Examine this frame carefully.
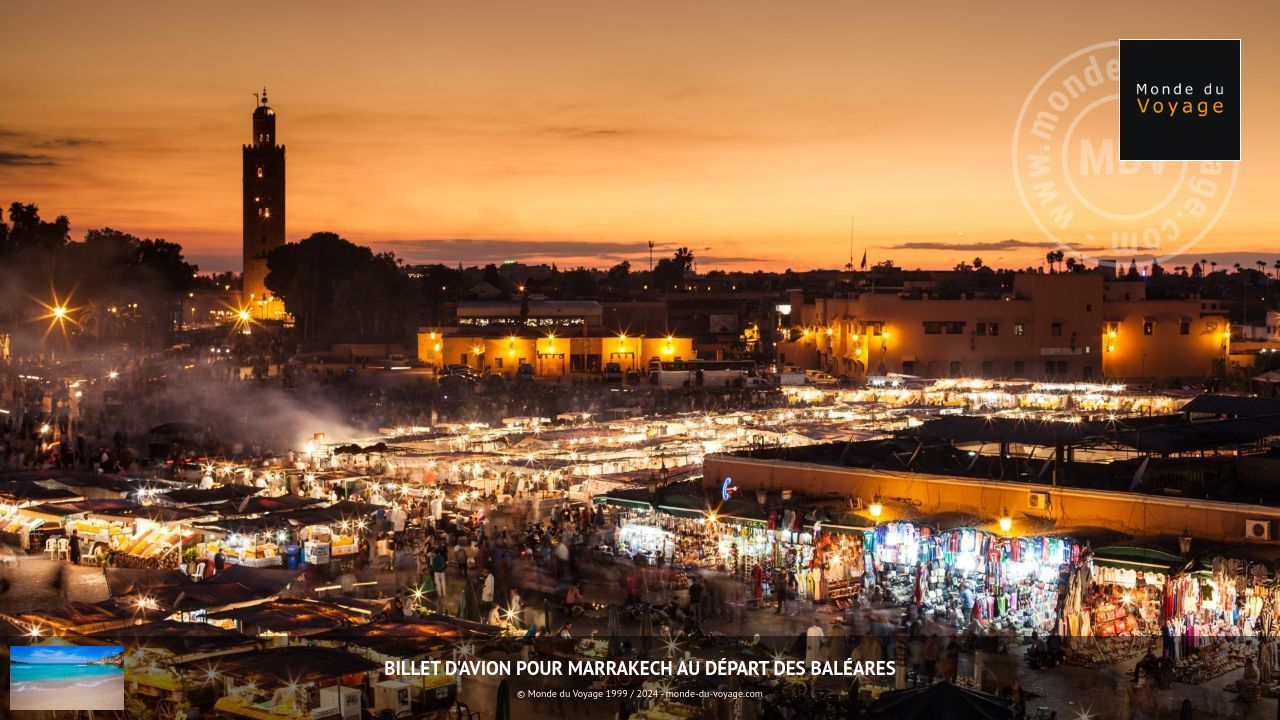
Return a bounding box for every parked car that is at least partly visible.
[444,364,481,380]
[516,363,535,382]
[603,362,623,383]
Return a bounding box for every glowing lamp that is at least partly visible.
[998,508,1012,533]
[868,494,883,519]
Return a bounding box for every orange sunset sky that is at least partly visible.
[1,1,1276,273]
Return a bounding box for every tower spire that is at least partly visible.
[261,86,269,106]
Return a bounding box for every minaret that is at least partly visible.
[242,87,286,316]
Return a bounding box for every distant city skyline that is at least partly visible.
[2,1,1278,273]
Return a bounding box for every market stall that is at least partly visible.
[313,614,505,715]
[863,522,1075,637]
[180,646,378,720]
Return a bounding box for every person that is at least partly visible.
[67,530,81,565]
[774,567,787,615]
[687,575,704,623]
[923,634,940,685]
[806,620,826,664]
[942,639,960,683]
[375,534,391,570]
[432,548,449,600]
[382,596,404,622]
[565,581,585,614]
[213,548,226,574]
[481,569,495,612]
[958,584,974,626]
[1133,647,1158,683]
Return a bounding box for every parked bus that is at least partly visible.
[648,359,763,388]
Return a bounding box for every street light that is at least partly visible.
[999,508,1013,533]
[868,493,883,519]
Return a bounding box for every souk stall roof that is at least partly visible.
[285,500,384,525]
[156,485,258,506]
[909,415,1108,447]
[868,681,1013,720]
[205,598,367,634]
[0,481,82,504]
[312,614,503,657]
[90,620,253,654]
[1180,394,1280,418]
[1088,546,1184,573]
[206,494,323,516]
[106,565,303,614]
[656,494,767,523]
[3,601,135,635]
[175,646,379,685]
[1,470,136,494]
[105,568,192,598]
[193,515,288,535]
[1110,414,1280,454]
[21,498,140,521]
[88,504,212,523]
[331,442,388,455]
[593,490,653,511]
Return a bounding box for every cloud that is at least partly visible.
[541,125,631,140]
[34,137,103,149]
[886,238,1055,252]
[0,151,56,166]
[369,238,763,267]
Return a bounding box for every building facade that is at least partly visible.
[418,300,694,376]
[778,273,1229,381]
[241,88,287,319]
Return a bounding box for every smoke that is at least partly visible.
[91,357,372,457]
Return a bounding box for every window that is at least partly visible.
[1085,304,1092,312]
[981,360,994,375]
[494,358,504,369]
[460,353,469,364]
[975,322,999,336]
[1082,365,1094,380]
[1013,360,1025,376]
[924,321,966,334]
[949,361,961,376]
[1014,323,1025,336]
[902,361,916,375]
[1143,321,1154,336]
[256,166,264,178]
[1179,319,1190,335]
[1051,322,1063,337]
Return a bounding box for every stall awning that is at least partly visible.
[175,646,379,685]
[1090,546,1183,573]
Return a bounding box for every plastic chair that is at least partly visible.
[192,563,206,580]
[55,537,69,560]
[44,537,58,559]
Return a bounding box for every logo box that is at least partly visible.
[1119,39,1241,161]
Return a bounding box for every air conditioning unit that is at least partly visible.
[373,681,411,716]
[1245,519,1271,540]
[1027,492,1050,511]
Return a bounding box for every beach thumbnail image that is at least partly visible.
[9,644,125,711]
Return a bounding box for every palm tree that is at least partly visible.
[1256,260,1267,274]
[1273,260,1280,280]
